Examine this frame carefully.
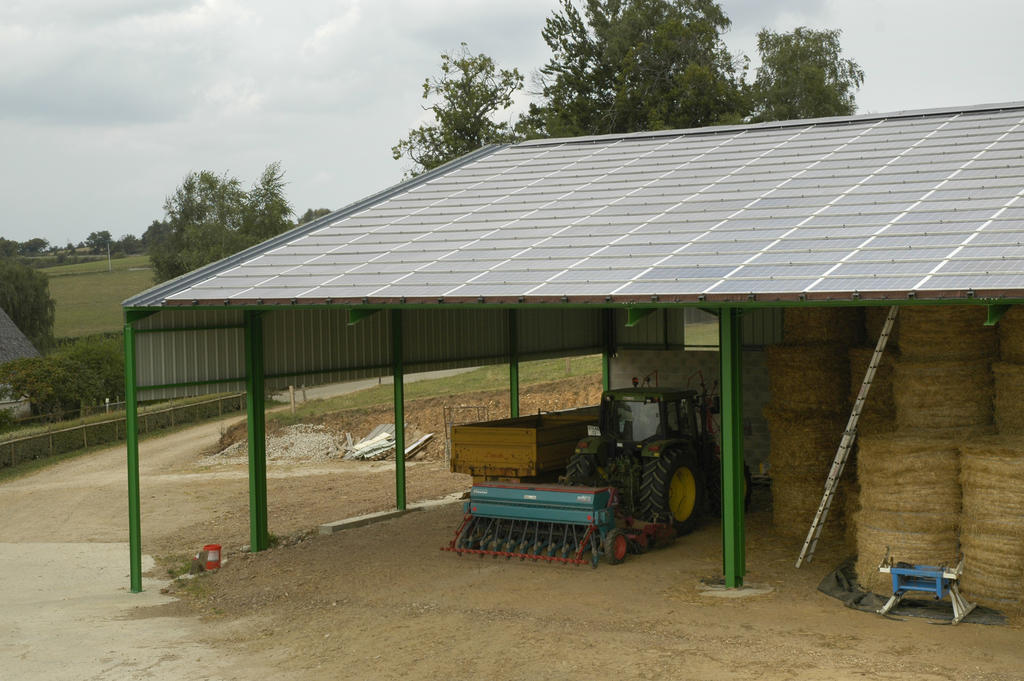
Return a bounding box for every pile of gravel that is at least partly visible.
[203,424,343,465]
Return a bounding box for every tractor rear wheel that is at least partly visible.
[640,450,705,535]
[565,453,598,485]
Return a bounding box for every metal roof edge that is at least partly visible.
[515,100,1024,148]
[122,144,508,308]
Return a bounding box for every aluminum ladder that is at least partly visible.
[795,305,899,568]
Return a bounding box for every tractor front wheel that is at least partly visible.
[603,529,628,565]
[640,451,705,535]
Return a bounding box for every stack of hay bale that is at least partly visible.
[854,306,997,591]
[960,439,1024,613]
[764,308,861,547]
[957,306,1024,612]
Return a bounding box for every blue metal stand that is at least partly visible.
[877,554,976,624]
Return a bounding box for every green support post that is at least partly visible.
[719,308,746,588]
[602,308,615,391]
[508,310,519,418]
[244,311,270,552]
[392,310,406,511]
[124,321,142,593]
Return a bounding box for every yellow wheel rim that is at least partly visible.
[668,466,697,522]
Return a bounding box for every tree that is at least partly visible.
[0,355,73,417]
[141,220,171,252]
[0,238,17,258]
[242,162,294,242]
[18,238,49,256]
[116,234,143,255]
[393,44,524,176]
[297,208,332,225]
[85,230,112,255]
[531,0,745,137]
[0,335,123,417]
[748,27,864,123]
[0,258,55,351]
[150,164,294,283]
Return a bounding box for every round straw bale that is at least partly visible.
[855,411,897,437]
[857,436,960,514]
[898,306,998,361]
[763,406,844,468]
[864,306,900,350]
[848,346,896,415]
[854,510,960,593]
[993,362,1024,435]
[843,479,861,555]
[960,532,1023,610]
[772,475,851,541]
[959,438,1024,608]
[998,305,1024,362]
[893,359,993,430]
[783,307,864,344]
[765,344,850,412]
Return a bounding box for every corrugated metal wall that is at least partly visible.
[132,305,779,400]
[614,308,782,349]
[135,310,245,400]
[134,306,607,400]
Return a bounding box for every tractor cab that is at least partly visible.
[598,388,700,451]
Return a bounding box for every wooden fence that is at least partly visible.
[0,393,246,467]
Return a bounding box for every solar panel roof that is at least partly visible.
[127,102,1024,307]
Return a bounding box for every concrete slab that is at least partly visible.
[318,507,422,535]
[698,580,774,598]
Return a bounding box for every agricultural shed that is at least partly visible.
[123,102,1024,594]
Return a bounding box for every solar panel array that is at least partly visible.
[161,105,1024,305]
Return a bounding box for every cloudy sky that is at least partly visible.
[2,0,1023,246]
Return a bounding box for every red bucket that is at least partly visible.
[203,544,222,570]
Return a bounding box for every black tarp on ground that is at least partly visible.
[817,561,1006,625]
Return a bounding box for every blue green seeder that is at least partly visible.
[443,483,617,566]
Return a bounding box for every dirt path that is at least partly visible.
[2,373,1021,681]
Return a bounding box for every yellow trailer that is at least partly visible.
[451,407,599,482]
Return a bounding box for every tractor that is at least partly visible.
[564,385,722,538]
[443,380,747,566]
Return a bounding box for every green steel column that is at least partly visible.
[508,309,519,418]
[392,309,406,511]
[719,307,746,587]
[124,321,142,593]
[244,311,269,552]
[602,308,614,391]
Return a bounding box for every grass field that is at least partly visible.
[276,354,603,426]
[45,255,155,338]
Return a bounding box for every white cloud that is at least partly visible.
[2,0,1024,245]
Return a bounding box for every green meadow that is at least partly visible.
[44,255,155,338]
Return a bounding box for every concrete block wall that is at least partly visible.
[609,348,771,472]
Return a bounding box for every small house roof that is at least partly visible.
[0,307,40,364]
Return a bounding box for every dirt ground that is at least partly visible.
[1,374,1022,681]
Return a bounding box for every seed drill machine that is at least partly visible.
[444,383,745,566]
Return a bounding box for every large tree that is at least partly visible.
[392,43,524,176]
[297,208,332,225]
[0,258,55,351]
[85,230,112,255]
[150,163,294,283]
[748,27,864,123]
[531,0,745,137]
